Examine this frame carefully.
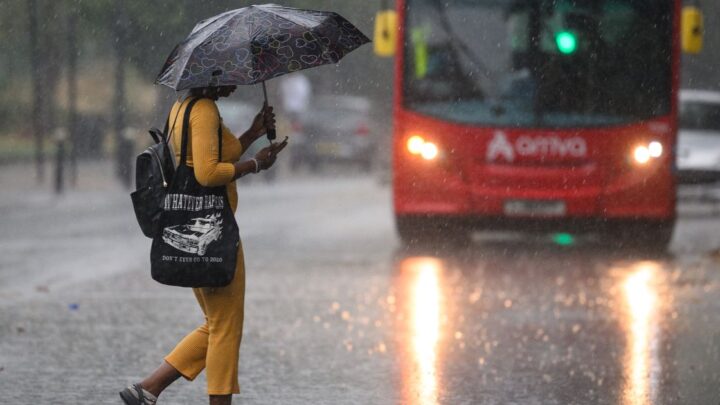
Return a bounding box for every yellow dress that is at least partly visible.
[164,97,246,395]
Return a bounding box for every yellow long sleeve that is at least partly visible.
[189,99,236,187]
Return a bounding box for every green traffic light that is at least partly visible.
[556,31,578,55]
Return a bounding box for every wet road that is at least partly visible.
[1,167,720,404]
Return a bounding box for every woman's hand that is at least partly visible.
[248,103,276,141]
[254,137,289,171]
[232,138,288,179]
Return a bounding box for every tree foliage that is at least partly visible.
[0,0,385,132]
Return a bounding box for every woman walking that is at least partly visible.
[120,84,286,405]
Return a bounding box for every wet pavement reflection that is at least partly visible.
[388,242,699,404]
[398,257,443,405]
[621,262,663,405]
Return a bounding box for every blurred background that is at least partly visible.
[0,0,396,189]
[1,0,719,189]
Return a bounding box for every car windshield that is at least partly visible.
[402,0,672,128]
[680,100,720,132]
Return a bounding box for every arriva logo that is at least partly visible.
[486,131,587,162]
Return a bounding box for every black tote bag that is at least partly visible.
[150,98,239,288]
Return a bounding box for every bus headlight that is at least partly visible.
[648,141,663,158]
[407,135,425,155]
[407,135,440,161]
[420,142,439,160]
[634,146,651,164]
[633,141,663,165]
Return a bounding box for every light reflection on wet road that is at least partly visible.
[622,263,661,405]
[399,257,442,405]
[385,243,718,405]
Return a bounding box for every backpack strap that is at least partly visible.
[161,116,169,142]
[148,128,162,144]
[217,116,222,160]
[147,114,170,144]
[180,97,202,166]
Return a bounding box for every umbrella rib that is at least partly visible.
[249,8,260,80]
[310,20,341,62]
[253,5,325,28]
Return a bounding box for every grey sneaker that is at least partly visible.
[119,384,157,405]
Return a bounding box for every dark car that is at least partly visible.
[290,95,376,172]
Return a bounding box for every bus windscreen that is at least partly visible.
[402,0,672,128]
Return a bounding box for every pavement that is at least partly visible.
[2,161,720,404]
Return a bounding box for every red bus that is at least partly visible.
[378,0,701,249]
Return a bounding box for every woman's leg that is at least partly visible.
[137,246,245,401]
[201,247,246,396]
[138,361,182,397]
[140,278,212,399]
[136,296,211,398]
[209,394,232,405]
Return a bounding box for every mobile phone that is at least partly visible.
[270,137,289,156]
[274,136,289,147]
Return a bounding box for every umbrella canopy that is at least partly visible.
[156,4,370,91]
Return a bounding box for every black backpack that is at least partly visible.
[130,98,197,238]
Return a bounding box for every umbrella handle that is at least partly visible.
[262,81,277,141]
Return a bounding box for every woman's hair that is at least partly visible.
[188,86,221,99]
[187,85,236,100]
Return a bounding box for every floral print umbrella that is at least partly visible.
[155,3,371,91]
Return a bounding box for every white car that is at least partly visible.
[677,90,720,184]
[162,214,223,256]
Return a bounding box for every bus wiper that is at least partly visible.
[429,0,491,90]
